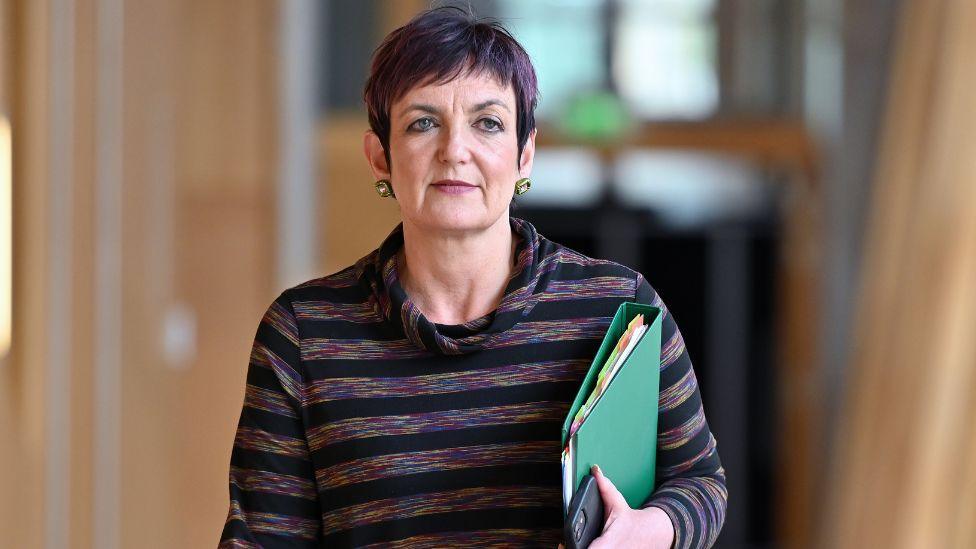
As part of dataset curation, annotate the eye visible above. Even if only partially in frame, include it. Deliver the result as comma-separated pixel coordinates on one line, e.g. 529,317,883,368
408,117,437,132
478,118,503,132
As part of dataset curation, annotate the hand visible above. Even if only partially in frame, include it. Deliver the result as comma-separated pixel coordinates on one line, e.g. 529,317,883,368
558,464,675,549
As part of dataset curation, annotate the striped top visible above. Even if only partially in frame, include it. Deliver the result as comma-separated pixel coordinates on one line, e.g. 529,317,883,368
219,216,727,548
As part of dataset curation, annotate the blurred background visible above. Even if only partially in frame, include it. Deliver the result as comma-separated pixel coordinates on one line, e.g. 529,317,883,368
2,0,975,547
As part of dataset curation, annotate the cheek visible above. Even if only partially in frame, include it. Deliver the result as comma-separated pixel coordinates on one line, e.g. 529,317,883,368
470,127,514,159
481,140,520,178
389,139,431,177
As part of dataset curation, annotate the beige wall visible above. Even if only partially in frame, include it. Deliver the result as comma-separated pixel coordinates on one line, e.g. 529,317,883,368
319,114,401,275
4,0,54,545
3,1,278,546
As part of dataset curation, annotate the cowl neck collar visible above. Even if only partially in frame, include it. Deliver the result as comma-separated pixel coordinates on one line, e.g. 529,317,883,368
367,216,543,355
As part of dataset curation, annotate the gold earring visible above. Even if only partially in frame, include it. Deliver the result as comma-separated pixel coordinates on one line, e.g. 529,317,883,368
375,179,395,198
514,177,531,195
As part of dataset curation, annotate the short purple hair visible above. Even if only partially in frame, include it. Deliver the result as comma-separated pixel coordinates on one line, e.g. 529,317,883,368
363,6,539,167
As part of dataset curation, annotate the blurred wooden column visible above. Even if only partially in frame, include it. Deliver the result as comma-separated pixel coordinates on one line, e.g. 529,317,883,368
775,163,823,549
3,0,95,547
1,0,50,547
2,1,281,547
823,0,976,547
126,1,279,547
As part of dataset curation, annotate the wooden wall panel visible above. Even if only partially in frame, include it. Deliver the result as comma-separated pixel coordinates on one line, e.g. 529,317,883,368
319,114,401,276
69,0,96,545
121,1,278,546
824,0,976,547
5,0,53,546
4,0,280,546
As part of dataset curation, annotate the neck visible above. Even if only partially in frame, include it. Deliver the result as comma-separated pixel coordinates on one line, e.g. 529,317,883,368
397,215,518,326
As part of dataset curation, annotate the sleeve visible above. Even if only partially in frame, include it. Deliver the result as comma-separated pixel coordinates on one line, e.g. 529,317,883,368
219,290,323,548
634,272,728,549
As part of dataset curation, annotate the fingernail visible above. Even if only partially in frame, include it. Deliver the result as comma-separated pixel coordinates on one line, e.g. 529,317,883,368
592,464,601,475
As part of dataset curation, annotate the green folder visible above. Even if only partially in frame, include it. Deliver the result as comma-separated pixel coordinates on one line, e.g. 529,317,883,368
561,301,663,511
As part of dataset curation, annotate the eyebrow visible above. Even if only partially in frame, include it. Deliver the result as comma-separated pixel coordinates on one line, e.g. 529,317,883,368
402,99,511,117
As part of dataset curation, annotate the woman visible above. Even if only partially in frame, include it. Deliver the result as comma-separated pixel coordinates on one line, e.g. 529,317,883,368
220,7,726,549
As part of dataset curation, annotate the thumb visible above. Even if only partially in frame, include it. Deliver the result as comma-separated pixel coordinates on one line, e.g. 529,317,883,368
590,464,628,515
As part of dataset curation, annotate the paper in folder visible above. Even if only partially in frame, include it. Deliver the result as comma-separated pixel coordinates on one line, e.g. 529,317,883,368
560,302,663,514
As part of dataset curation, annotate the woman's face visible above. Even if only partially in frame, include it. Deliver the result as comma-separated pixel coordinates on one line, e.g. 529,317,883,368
365,70,535,234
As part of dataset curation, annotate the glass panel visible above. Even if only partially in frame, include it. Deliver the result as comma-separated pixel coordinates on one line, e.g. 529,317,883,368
496,0,606,119
515,148,605,207
320,0,381,111
615,0,719,119
613,150,771,227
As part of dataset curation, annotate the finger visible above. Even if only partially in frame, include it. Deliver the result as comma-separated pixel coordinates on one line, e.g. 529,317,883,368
590,464,628,513
557,544,564,549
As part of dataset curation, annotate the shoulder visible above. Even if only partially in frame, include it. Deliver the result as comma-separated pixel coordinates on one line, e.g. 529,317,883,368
292,248,378,293
268,248,381,322
537,233,646,298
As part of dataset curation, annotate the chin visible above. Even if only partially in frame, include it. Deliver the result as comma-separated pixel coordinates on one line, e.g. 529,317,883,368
415,205,505,232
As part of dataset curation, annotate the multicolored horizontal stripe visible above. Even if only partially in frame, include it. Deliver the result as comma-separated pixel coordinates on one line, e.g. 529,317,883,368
322,485,562,535
659,363,699,412
306,401,566,451
483,316,611,349
292,300,380,324
357,528,562,549
232,427,310,460
659,403,708,451
315,440,558,490
230,466,318,500
304,359,589,405
302,337,430,361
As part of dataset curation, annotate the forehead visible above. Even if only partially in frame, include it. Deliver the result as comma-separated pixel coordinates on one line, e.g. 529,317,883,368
392,71,515,113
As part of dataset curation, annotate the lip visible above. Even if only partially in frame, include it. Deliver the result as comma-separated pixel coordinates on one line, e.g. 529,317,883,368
431,179,478,195
432,179,477,187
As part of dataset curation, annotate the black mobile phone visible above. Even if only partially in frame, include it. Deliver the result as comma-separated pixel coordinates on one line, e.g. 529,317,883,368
564,474,605,549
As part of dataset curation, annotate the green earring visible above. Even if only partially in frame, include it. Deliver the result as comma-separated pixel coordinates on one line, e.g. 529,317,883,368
375,179,395,198
515,177,531,195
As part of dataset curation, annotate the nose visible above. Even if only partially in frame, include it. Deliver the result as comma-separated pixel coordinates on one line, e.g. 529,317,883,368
437,123,472,165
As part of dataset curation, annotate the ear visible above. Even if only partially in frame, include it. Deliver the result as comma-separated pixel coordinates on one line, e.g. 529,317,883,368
518,127,537,177
364,130,391,180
